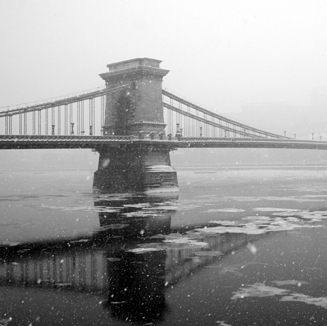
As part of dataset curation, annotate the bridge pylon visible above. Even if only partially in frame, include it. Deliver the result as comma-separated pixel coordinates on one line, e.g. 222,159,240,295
93,58,178,193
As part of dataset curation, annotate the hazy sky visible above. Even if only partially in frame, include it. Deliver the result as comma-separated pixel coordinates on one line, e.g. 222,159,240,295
1,0,327,113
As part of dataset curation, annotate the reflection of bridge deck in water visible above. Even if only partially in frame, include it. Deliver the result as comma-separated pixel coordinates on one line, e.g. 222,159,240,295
0,247,108,292
0,231,263,293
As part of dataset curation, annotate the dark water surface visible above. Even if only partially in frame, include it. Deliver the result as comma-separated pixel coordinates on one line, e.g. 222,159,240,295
1,167,327,325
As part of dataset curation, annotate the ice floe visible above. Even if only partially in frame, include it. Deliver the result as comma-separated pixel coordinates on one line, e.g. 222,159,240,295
218,264,244,277
205,208,245,213
228,196,324,203
210,220,237,226
215,321,232,326
143,205,178,211
280,293,327,309
190,207,327,236
272,210,327,221
126,234,208,254
231,283,290,299
226,197,260,202
241,216,271,222
121,211,159,217
107,257,121,262
271,280,308,286
163,237,208,247
98,224,129,230
123,203,150,208
232,281,327,310
194,250,223,257
126,247,163,254
254,208,300,212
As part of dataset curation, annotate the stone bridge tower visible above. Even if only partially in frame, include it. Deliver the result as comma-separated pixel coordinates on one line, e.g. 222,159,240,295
100,58,169,137
93,58,178,193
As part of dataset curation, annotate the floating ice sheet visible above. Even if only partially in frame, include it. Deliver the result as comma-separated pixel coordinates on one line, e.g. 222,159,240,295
163,237,208,247
123,203,150,208
97,224,129,230
126,247,163,254
192,208,327,236
231,283,290,299
271,280,308,286
126,234,208,253
218,264,244,276
232,281,327,309
280,293,327,309
121,211,159,217
228,196,325,203
254,208,300,212
194,250,223,257
210,220,238,226
205,208,245,213
215,321,232,326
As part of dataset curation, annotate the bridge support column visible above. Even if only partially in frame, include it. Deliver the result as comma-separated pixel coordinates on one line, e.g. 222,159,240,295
93,144,178,193
94,58,178,193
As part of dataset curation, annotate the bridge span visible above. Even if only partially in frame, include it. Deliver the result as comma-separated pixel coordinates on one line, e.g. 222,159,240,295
1,134,327,150
1,57,325,192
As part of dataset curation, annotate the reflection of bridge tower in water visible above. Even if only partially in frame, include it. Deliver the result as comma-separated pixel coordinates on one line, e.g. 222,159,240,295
107,249,167,322
93,58,178,192
96,194,174,322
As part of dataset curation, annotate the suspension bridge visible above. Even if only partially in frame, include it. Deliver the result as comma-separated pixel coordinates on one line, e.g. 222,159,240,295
1,57,326,191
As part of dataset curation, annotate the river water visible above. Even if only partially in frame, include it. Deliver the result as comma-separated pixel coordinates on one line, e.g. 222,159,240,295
1,164,327,325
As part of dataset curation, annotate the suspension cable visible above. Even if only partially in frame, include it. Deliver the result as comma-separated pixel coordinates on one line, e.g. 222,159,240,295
163,90,288,139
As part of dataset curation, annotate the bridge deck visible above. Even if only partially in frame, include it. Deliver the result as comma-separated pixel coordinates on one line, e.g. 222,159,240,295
1,135,327,150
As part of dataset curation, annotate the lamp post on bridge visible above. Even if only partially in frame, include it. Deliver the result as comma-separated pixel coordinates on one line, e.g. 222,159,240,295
175,123,182,140
70,123,74,135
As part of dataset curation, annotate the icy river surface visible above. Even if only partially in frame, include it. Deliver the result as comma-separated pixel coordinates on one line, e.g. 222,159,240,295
1,166,327,325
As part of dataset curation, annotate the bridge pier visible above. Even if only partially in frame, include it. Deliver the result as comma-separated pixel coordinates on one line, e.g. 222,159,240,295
93,144,178,193
94,58,178,193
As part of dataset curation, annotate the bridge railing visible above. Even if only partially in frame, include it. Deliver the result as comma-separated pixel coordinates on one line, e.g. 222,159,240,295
0,85,128,137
